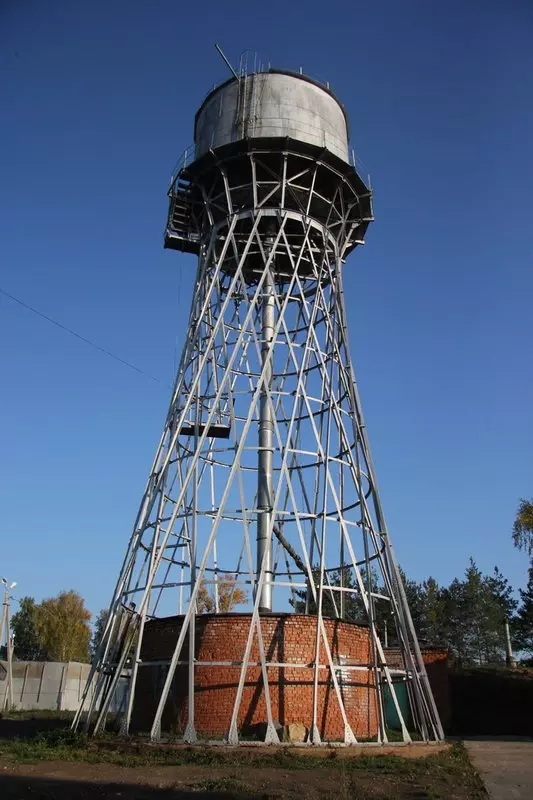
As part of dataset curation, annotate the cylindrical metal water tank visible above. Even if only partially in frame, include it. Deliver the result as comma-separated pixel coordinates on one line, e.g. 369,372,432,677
194,70,349,162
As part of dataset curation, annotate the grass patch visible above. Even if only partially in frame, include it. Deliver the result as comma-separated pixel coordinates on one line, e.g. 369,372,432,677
0,716,487,800
190,775,253,793
0,713,486,797
0,727,473,772
0,710,75,720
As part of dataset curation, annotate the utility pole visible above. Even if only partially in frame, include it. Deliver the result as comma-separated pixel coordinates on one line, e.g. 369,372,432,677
0,578,16,710
504,618,517,669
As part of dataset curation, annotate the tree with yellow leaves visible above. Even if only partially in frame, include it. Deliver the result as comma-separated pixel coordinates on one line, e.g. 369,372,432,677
34,589,91,662
513,498,533,563
196,575,247,613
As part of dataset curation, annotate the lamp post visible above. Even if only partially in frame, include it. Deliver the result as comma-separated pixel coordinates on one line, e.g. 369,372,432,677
1,578,17,710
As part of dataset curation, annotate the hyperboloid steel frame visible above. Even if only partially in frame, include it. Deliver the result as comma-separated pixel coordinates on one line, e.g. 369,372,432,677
73,139,444,745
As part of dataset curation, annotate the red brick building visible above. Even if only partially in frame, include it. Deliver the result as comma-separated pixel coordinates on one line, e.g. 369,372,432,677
384,646,451,732
133,613,378,740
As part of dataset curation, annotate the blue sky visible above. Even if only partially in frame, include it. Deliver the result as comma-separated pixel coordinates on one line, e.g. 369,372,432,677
1,0,532,619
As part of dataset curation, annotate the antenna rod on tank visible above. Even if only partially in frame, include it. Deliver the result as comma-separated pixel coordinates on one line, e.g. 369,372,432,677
214,44,239,80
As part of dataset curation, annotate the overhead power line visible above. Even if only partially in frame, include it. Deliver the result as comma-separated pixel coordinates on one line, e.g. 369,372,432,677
0,287,166,387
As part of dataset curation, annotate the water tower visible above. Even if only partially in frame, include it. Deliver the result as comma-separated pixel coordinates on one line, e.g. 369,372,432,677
74,63,443,744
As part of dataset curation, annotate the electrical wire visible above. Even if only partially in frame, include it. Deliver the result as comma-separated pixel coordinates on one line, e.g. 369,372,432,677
0,287,166,387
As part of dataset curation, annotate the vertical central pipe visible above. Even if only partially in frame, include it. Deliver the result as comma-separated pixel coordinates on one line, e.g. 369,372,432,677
257,260,275,612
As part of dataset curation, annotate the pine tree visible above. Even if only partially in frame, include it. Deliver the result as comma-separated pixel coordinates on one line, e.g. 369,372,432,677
91,609,109,660
514,568,533,654
289,566,371,623
397,568,427,642
440,577,469,664
423,576,446,645
483,566,517,663
437,561,516,666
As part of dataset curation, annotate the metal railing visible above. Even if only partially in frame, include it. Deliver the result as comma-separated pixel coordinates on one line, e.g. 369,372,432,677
199,53,336,106
168,137,370,197
169,144,195,191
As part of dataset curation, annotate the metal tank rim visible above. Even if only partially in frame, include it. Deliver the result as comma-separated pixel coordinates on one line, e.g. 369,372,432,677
193,68,351,144
165,137,373,264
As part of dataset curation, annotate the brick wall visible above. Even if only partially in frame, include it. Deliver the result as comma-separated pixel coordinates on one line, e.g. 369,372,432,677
133,613,378,740
384,646,451,732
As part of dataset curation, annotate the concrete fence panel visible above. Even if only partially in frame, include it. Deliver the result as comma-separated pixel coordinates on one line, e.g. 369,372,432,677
0,661,126,713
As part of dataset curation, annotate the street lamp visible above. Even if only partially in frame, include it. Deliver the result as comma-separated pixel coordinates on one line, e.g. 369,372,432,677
1,578,16,710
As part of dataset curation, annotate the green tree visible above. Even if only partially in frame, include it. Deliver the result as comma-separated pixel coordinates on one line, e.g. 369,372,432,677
513,568,533,654
463,560,490,664
437,560,516,666
91,609,109,660
10,597,46,661
481,566,517,664
34,590,91,663
512,498,533,562
397,574,448,646
288,564,439,649
289,566,371,623
439,577,469,663
422,576,447,645
285,557,518,667
397,567,427,640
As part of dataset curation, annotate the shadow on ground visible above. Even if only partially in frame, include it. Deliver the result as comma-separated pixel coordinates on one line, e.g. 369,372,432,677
0,775,254,800
0,715,72,739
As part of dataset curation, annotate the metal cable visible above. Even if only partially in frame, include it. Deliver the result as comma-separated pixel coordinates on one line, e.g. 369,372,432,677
0,287,166,387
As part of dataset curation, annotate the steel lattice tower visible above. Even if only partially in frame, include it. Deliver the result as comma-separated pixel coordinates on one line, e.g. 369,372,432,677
74,68,443,744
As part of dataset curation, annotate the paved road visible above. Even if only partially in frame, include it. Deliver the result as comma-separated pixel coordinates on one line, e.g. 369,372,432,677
465,740,533,800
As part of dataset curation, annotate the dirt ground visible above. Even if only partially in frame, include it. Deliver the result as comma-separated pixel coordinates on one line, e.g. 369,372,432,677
0,750,484,800
0,715,486,799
